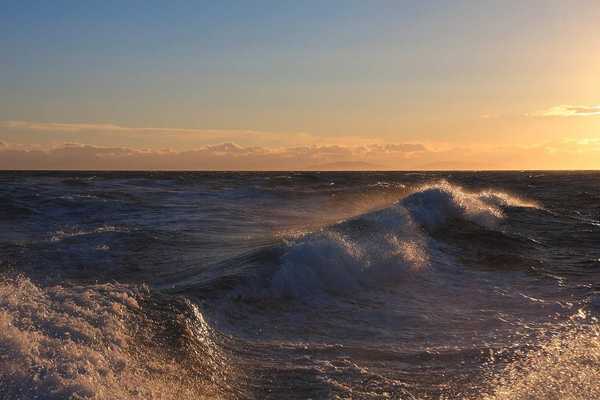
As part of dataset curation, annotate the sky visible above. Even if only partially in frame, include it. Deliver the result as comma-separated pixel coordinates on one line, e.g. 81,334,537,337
1,0,600,170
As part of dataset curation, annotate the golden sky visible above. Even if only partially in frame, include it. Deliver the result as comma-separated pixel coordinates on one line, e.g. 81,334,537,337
1,1,599,170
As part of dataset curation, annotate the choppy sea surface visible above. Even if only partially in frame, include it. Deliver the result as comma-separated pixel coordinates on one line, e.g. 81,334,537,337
0,171,598,400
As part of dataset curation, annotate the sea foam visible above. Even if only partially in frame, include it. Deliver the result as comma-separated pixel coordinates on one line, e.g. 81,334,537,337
402,181,537,230
473,314,600,400
0,274,225,400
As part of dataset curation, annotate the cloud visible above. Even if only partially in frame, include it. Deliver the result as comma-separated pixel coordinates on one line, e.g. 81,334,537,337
0,120,271,137
2,138,600,170
1,120,433,169
3,130,600,170
532,104,600,117
0,120,375,148
574,137,600,147
0,120,318,149
364,144,426,153
0,141,430,170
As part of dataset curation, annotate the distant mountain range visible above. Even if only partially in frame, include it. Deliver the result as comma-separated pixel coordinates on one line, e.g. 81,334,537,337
303,160,503,171
303,161,384,171
416,161,502,170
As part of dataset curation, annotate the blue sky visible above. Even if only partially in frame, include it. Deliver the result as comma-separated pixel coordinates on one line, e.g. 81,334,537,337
1,1,600,169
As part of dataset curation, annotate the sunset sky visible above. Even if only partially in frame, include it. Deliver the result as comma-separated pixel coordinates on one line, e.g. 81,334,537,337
2,0,600,170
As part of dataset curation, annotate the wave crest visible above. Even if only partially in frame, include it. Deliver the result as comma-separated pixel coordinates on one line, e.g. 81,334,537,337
266,182,537,299
402,181,537,230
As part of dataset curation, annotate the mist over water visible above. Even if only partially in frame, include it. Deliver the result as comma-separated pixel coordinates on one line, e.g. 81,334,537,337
0,171,598,399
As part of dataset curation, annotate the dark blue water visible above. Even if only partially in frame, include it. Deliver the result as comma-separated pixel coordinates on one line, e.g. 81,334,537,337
1,171,598,399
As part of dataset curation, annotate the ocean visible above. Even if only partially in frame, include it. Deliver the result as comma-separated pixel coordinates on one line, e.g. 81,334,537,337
0,171,598,399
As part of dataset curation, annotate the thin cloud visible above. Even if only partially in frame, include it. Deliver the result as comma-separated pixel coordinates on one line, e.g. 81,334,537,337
0,120,318,148
0,142,430,170
3,139,600,170
0,120,270,136
3,137,600,171
0,120,382,148
532,104,600,117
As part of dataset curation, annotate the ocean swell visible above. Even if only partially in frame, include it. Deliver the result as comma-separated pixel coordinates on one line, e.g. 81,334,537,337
267,182,537,299
270,210,430,298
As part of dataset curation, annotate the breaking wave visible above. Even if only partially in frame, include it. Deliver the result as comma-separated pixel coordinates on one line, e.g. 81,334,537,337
402,181,538,230
0,273,233,400
268,181,538,298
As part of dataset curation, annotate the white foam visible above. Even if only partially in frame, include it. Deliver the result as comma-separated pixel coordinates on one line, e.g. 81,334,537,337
50,225,127,242
472,318,600,400
0,274,221,399
271,231,366,297
269,206,433,298
402,181,537,230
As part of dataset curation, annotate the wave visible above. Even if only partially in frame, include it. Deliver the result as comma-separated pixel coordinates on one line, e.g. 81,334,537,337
1,173,595,399
0,273,233,400
402,181,538,230
262,181,539,299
